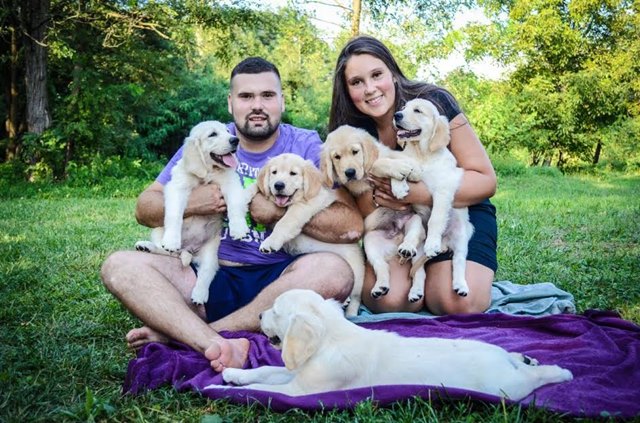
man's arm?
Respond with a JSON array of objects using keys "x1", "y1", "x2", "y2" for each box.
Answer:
[
  {"x1": 135, "y1": 181, "x2": 227, "y2": 228},
  {"x1": 249, "y1": 187, "x2": 363, "y2": 244}
]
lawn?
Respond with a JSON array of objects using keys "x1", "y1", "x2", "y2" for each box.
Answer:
[{"x1": 1, "y1": 171, "x2": 638, "y2": 422}]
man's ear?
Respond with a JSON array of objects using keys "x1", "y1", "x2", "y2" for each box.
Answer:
[
  {"x1": 429, "y1": 115, "x2": 451, "y2": 152},
  {"x1": 281, "y1": 312, "x2": 324, "y2": 370},
  {"x1": 183, "y1": 137, "x2": 208, "y2": 178}
]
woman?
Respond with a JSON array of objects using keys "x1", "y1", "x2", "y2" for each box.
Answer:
[{"x1": 329, "y1": 35, "x2": 497, "y2": 315}]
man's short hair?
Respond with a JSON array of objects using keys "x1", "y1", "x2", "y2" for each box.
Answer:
[{"x1": 230, "y1": 57, "x2": 281, "y2": 83}]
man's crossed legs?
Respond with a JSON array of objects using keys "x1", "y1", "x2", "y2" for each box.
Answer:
[{"x1": 100, "y1": 250, "x2": 353, "y2": 371}]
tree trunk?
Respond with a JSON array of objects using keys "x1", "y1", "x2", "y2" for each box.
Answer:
[
  {"x1": 351, "y1": 0, "x2": 361, "y2": 36},
  {"x1": 23, "y1": 0, "x2": 51, "y2": 135},
  {"x1": 3, "y1": 4, "x2": 21, "y2": 161},
  {"x1": 592, "y1": 141, "x2": 602, "y2": 165}
]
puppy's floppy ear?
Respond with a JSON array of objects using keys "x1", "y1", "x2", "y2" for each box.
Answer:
[
  {"x1": 429, "y1": 115, "x2": 451, "y2": 152},
  {"x1": 302, "y1": 162, "x2": 323, "y2": 201},
  {"x1": 281, "y1": 311, "x2": 325, "y2": 370},
  {"x1": 320, "y1": 147, "x2": 338, "y2": 187},
  {"x1": 361, "y1": 135, "x2": 379, "y2": 171},
  {"x1": 183, "y1": 137, "x2": 208, "y2": 178},
  {"x1": 256, "y1": 164, "x2": 271, "y2": 197}
]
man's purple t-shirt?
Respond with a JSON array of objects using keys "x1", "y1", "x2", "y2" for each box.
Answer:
[{"x1": 156, "y1": 123, "x2": 323, "y2": 265}]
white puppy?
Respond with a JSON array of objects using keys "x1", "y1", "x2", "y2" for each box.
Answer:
[
  {"x1": 135, "y1": 121, "x2": 250, "y2": 304},
  {"x1": 321, "y1": 125, "x2": 428, "y2": 302},
  {"x1": 246, "y1": 153, "x2": 365, "y2": 317},
  {"x1": 206, "y1": 289, "x2": 573, "y2": 398},
  {"x1": 392, "y1": 99, "x2": 474, "y2": 296}
]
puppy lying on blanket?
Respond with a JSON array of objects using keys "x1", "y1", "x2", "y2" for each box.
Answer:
[
  {"x1": 135, "y1": 121, "x2": 250, "y2": 304},
  {"x1": 392, "y1": 99, "x2": 474, "y2": 297},
  {"x1": 245, "y1": 153, "x2": 365, "y2": 317},
  {"x1": 206, "y1": 289, "x2": 573, "y2": 398},
  {"x1": 321, "y1": 125, "x2": 428, "y2": 302}
]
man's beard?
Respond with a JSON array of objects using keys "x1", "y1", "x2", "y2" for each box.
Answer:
[{"x1": 235, "y1": 113, "x2": 280, "y2": 141}]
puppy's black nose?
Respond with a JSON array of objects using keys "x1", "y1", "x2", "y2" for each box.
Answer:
[
  {"x1": 345, "y1": 168, "x2": 356, "y2": 179},
  {"x1": 259, "y1": 313, "x2": 263, "y2": 320},
  {"x1": 229, "y1": 136, "x2": 239, "y2": 147},
  {"x1": 274, "y1": 181, "x2": 285, "y2": 191},
  {"x1": 394, "y1": 111, "x2": 403, "y2": 121}
]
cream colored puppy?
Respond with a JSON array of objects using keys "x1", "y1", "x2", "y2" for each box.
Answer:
[
  {"x1": 246, "y1": 153, "x2": 365, "y2": 317},
  {"x1": 206, "y1": 289, "x2": 573, "y2": 397},
  {"x1": 392, "y1": 99, "x2": 474, "y2": 296},
  {"x1": 135, "y1": 121, "x2": 250, "y2": 304},
  {"x1": 321, "y1": 126, "x2": 428, "y2": 302}
]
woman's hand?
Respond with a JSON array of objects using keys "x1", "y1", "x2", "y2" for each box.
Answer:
[{"x1": 367, "y1": 175, "x2": 432, "y2": 211}]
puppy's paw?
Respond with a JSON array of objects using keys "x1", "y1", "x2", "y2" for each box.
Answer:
[
  {"x1": 390, "y1": 179, "x2": 410, "y2": 199},
  {"x1": 390, "y1": 162, "x2": 415, "y2": 180},
  {"x1": 397, "y1": 242, "x2": 417, "y2": 259},
  {"x1": 229, "y1": 220, "x2": 250, "y2": 240},
  {"x1": 161, "y1": 236, "x2": 181, "y2": 253},
  {"x1": 452, "y1": 279, "x2": 469, "y2": 297},
  {"x1": 191, "y1": 285, "x2": 209, "y2": 305},
  {"x1": 341, "y1": 296, "x2": 352, "y2": 310},
  {"x1": 370, "y1": 282, "x2": 390, "y2": 299},
  {"x1": 135, "y1": 241, "x2": 153, "y2": 252},
  {"x1": 408, "y1": 286, "x2": 424, "y2": 303},
  {"x1": 222, "y1": 368, "x2": 250, "y2": 385},
  {"x1": 423, "y1": 240, "x2": 442, "y2": 258},
  {"x1": 259, "y1": 237, "x2": 281, "y2": 254},
  {"x1": 344, "y1": 297, "x2": 361, "y2": 317}
]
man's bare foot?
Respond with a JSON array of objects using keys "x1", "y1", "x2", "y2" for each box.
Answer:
[
  {"x1": 204, "y1": 338, "x2": 250, "y2": 372},
  {"x1": 126, "y1": 326, "x2": 170, "y2": 350}
]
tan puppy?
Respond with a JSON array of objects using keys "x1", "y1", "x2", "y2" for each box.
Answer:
[
  {"x1": 392, "y1": 99, "x2": 474, "y2": 296},
  {"x1": 321, "y1": 126, "x2": 428, "y2": 303},
  {"x1": 246, "y1": 153, "x2": 365, "y2": 316},
  {"x1": 206, "y1": 289, "x2": 573, "y2": 397},
  {"x1": 135, "y1": 121, "x2": 250, "y2": 304}
]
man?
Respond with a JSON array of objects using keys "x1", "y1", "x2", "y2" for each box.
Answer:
[{"x1": 101, "y1": 57, "x2": 363, "y2": 372}]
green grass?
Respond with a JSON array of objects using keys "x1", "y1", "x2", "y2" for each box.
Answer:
[{"x1": 1, "y1": 171, "x2": 638, "y2": 422}]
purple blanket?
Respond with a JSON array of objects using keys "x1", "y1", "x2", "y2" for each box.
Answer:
[{"x1": 124, "y1": 310, "x2": 640, "y2": 418}]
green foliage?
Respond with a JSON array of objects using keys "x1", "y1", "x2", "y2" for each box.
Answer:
[
  {"x1": 2, "y1": 0, "x2": 639, "y2": 179},
  {"x1": 459, "y1": 0, "x2": 639, "y2": 168}
]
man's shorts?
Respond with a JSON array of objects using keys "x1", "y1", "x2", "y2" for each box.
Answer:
[
  {"x1": 192, "y1": 255, "x2": 299, "y2": 323},
  {"x1": 427, "y1": 199, "x2": 498, "y2": 272}
]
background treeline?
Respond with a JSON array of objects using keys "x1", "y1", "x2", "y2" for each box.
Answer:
[{"x1": 1, "y1": 0, "x2": 639, "y2": 183}]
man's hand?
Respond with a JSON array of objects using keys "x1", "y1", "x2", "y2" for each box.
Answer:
[
  {"x1": 187, "y1": 184, "x2": 228, "y2": 216},
  {"x1": 249, "y1": 192, "x2": 286, "y2": 225}
]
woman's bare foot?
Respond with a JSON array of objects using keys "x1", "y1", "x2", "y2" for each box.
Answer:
[
  {"x1": 126, "y1": 326, "x2": 170, "y2": 350},
  {"x1": 204, "y1": 337, "x2": 250, "y2": 372}
]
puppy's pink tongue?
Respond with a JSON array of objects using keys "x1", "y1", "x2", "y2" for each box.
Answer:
[
  {"x1": 222, "y1": 153, "x2": 238, "y2": 169},
  {"x1": 275, "y1": 195, "x2": 290, "y2": 207}
]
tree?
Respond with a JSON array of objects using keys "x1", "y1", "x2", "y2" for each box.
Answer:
[
  {"x1": 465, "y1": 0, "x2": 639, "y2": 167},
  {"x1": 23, "y1": 0, "x2": 51, "y2": 136}
]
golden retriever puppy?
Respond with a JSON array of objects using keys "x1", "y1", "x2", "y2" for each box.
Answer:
[
  {"x1": 391, "y1": 99, "x2": 474, "y2": 296},
  {"x1": 246, "y1": 153, "x2": 365, "y2": 317},
  {"x1": 135, "y1": 121, "x2": 250, "y2": 304},
  {"x1": 321, "y1": 125, "x2": 428, "y2": 303},
  {"x1": 206, "y1": 289, "x2": 573, "y2": 397}
]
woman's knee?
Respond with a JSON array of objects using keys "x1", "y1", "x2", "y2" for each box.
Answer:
[{"x1": 423, "y1": 261, "x2": 493, "y2": 315}]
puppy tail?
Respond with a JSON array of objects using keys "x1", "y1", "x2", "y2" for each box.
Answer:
[{"x1": 409, "y1": 256, "x2": 429, "y2": 278}]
